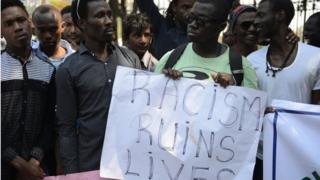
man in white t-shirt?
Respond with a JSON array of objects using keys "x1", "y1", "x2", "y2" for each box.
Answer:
[
  {"x1": 248, "y1": 1, "x2": 320, "y2": 179},
  {"x1": 248, "y1": 0, "x2": 320, "y2": 106}
]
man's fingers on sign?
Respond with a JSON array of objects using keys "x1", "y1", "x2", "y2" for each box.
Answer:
[
  {"x1": 212, "y1": 72, "x2": 235, "y2": 88},
  {"x1": 163, "y1": 68, "x2": 182, "y2": 80}
]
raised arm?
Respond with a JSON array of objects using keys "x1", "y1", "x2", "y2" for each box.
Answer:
[{"x1": 136, "y1": 0, "x2": 165, "y2": 33}]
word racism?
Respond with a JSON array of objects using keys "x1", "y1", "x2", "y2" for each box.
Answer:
[{"x1": 100, "y1": 67, "x2": 267, "y2": 180}]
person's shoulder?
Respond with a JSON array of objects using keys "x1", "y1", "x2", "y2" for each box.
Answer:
[
  {"x1": 115, "y1": 44, "x2": 139, "y2": 61},
  {"x1": 247, "y1": 46, "x2": 268, "y2": 66},
  {"x1": 298, "y1": 42, "x2": 320, "y2": 55},
  {"x1": 32, "y1": 50, "x2": 55, "y2": 69},
  {"x1": 248, "y1": 46, "x2": 268, "y2": 59},
  {"x1": 113, "y1": 43, "x2": 141, "y2": 68},
  {"x1": 117, "y1": 45, "x2": 137, "y2": 57},
  {"x1": 160, "y1": 49, "x2": 174, "y2": 61},
  {"x1": 60, "y1": 39, "x2": 76, "y2": 56},
  {"x1": 59, "y1": 51, "x2": 80, "y2": 69},
  {"x1": 158, "y1": 42, "x2": 190, "y2": 61}
]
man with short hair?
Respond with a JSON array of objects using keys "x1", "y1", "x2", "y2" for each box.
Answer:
[
  {"x1": 61, "y1": 5, "x2": 82, "y2": 50},
  {"x1": 1, "y1": 0, "x2": 56, "y2": 179},
  {"x1": 248, "y1": 0, "x2": 320, "y2": 105},
  {"x1": 124, "y1": 13, "x2": 158, "y2": 71},
  {"x1": 304, "y1": 12, "x2": 320, "y2": 48},
  {"x1": 155, "y1": 0, "x2": 257, "y2": 89},
  {"x1": 32, "y1": 5, "x2": 74, "y2": 68},
  {"x1": 56, "y1": 0, "x2": 141, "y2": 174},
  {"x1": 247, "y1": 1, "x2": 320, "y2": 178}
]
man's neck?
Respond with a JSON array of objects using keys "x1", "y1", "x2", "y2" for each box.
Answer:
[
  {"x1": 267, "y1": 25, "x2": 298, "y2": 67},
  {"x1": 41, "y1": 44, "x2": 66, "y2": 59},
  {"x1": 269, "y1": 26, "x2": 293, "y2": 54},
  {"x1": 84, "y1": 38, "x2": 109, "y2": 61},
  {"x1": 6, "y1": 45, "x2": 31, "y2": 62},
  {"x1": 192, "y1": 41, "x2": 223, "y2": 58}
]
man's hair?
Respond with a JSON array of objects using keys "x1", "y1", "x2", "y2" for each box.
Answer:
[
  {"x1": 197, "y1": 0, "x2": 234, "y2": 22},
  {"x1": 124, "y1": 13, "x2": 153, "y2": 40},
  {"x1": 306, "y1": 12, "x2": 320, "y2": 28},
  {"x1": 260, "y1": 0, "x2": 295, "y2": 25},
  {"x1": 1, "y1": 0, "x2": 28, "y2": 16},
  {"x1": 32, "y1": 4, "x2": 61, "y2": 23},
  {"x1": 71, "y1": 0, "x2": 105, "y2": 28},
  {"x1": 61, "y1": 5, "x2": 71, "y2": 16}
]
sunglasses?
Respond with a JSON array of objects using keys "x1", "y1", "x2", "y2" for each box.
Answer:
[
  {"x1": 187, "y1": 14, "x2": 223, "y2": 27},
  {"x1": 240, "y1": 21, "x2": 254, "y2": 30}
]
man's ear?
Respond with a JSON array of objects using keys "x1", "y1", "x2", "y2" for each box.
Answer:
[{"x1": 60, "y1": 22, "x2": 65, "y2": 32}]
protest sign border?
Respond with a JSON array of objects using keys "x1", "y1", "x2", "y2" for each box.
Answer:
[{"x1": 271, "y1": 108, "x2": 320, "y2": 180}]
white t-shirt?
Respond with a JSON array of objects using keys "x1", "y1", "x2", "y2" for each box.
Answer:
[{"x1": 248, "y1": 42, "x2": 320, "y2": 105}]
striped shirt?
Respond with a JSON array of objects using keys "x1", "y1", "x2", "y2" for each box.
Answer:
[{"x1": 1, "y1": 50, "x2": 56, "y2": 179}]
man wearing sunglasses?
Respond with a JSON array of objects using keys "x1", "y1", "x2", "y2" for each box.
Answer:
[
  {"x1": 226, "y1": 5, "x2": 299, "y2": 57},
  {"x1": 155, "y1": 0, "x2": 257, "y2": 88},
  {"x1": 227, "y1": 5, "x2": 258, "y2": 57},
  {"x1": 56, "y1": 0, "x2": 141, "y2": 174}
]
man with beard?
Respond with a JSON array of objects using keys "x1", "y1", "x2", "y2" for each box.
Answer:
[
  {"x1": 247, "y1": 1, "x2": 320, "y2": 178},
  {"x1": 248, "y1": 0, "x2": 320, "y2": 105},
  {"x1": 136, "y1": 0, "x2": 195, "y2": 59},
  {"x1": 1, "y1": 0, "x2": 56, "y2": 179},
  {"x1": 155, "y1": 0, "x2": 257, "y2": 89},
  {"x1": 303, "y1": 12, "x2": 320, "y2": 48},
  {"x1": 32, "y1": 5, "x2": 74, "y2": 68},
  {"x1": 56, "y1": 0, "x2": 141, "y2": 174},
  {"x1": 61, "y1": 5, "x2": 82, "y2": 51},
  {"x1": 124, "y1": 13, "x2": 158, "y2": 71}
]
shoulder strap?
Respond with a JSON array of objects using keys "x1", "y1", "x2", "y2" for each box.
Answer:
[
  {"x1": 164, "y1": 43, "x2": 188, "y2": 69},
  {"x1": 229, "y1": 49, "x2": 244, "y2": 86}
]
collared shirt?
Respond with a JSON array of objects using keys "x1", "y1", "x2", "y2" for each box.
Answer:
[
  {"x1": 141, "y1": 50, "x2": 158, "y2": 71},
  {"x1": 123, "y1": 46, "x2": 158, "y2": 71},
  {"x1": 1, "y1": 50, "x2": 56, "y2": 179},
  {"x1": 33, "y1": 39, "x2": 75, "y2": 68},
  {"x1": 56, "y1": 43, "x2": 141, "y2": 174}
]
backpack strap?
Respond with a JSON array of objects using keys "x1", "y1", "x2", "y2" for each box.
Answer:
[
  {"x1": 164, "y1": 43, "x2": 188, "y2": 69},
  {"x1": 164, "y1": 44, "x2": 244, "y2": 86},
  {"x1": 229, "y1": 49, "x2": 244, "y2": 86}
]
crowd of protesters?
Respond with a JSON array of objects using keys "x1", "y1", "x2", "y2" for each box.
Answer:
[{"x1": 1, "y1": 0, "x2": 319, "y2": 179}]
